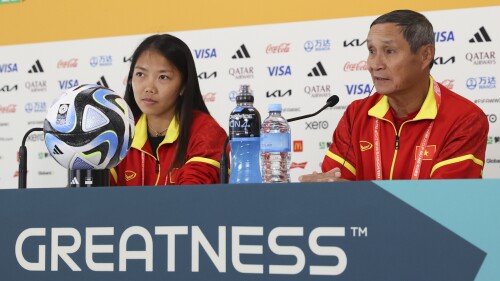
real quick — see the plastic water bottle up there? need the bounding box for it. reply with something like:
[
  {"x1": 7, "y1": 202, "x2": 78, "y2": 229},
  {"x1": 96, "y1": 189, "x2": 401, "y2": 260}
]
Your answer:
[
  {"x1": 229, "y1": 85, "x2": 262, "y2": 184},
  {"x1": 260, "y1": 104, "x2": 291, "y2": 183}
]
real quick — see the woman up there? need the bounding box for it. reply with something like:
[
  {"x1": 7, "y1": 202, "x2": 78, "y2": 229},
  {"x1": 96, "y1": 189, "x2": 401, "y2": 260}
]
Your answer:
[{"x1": 111, "y1": 34, "x2": 227, "y2": 185}]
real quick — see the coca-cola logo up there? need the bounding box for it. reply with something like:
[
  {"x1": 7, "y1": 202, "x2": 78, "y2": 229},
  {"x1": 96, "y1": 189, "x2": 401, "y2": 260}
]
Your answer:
[
  {"x1": 0, "y1": 104, "x2": 16, "y2": 113},
  {"x1": 344, "y1": 60, "x2": 368, "y2": 72},
  {"x1": 57, "y1": 58, "x2": 78, "y2": 68},
  {"x1": 203, "y1": 92, "x2": 216, "y2": 102},
  {"x1": 441, "y1": 79, "x2": 454, "y2": 90},
  {"x1": 266, "y1": 43, "x2": 291, "y2": 54}
]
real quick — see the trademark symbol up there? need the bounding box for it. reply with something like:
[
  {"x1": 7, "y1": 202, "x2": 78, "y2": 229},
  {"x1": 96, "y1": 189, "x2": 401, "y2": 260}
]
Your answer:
[{"x1": 350, "y1": 226, "x2": 368, "y2": 237}]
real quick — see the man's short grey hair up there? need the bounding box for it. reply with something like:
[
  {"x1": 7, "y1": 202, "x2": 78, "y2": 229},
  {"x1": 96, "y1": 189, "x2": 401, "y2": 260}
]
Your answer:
[{"x1": 371, "y1": 9, "x2": 435, "y2": 54}]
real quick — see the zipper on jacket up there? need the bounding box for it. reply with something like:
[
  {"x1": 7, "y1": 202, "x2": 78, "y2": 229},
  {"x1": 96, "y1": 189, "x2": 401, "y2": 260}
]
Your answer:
[
  {"x1": 394, "y1": 134, "x2": 400, "y2": 150},
  {"x1": 155, "y1": 160, "x2": 160, "y2": 174}
]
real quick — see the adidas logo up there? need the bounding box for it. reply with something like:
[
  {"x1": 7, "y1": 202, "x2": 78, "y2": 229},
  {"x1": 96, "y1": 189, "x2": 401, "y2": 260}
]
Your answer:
[
  {"x1": 469, "y1": 26, "x2": 491, "y2": 43},
  {"x1": 307, "y1": 61, "x2": 327, "y2": 77},
  {"x1": 70, "y1": 177, "x2": 79, "y2": 185},
  {"x1": 96, "y1": 76, "x2": 109, "y2": 88},
  {"x1": 232, "y1": 44, "x2": 251, "y2": 59},
  {"x1": 53, "y1": 145, "x2": 63, "y2": 155},
  {"x1": 28, "y1": 60, "x2": 44, "y2": 73}
]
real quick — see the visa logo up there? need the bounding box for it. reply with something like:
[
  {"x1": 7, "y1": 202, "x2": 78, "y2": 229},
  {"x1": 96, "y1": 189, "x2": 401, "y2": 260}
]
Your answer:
[
  {"x1": 58, "y1": 79, "x2": 79, "y2": 90},
  {"x1": 0, "y1": 63, "x2": 18, "y2": 73},
  {"x1": 346, "y1": 84, "x2": 372, "y2": 95},
  {"x1": 194, "y1": 48, "x2": 217, "y2": 59},
  {"x1": 267, "y1": 65, "x2": 292, "y2": 76},
  {"x1": 434, "y1": 31, "x2": 455, "y2": 42}
]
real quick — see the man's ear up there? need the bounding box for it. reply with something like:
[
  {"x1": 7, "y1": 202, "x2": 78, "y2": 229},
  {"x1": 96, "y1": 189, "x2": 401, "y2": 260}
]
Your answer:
[{"x1": 421, "y1": 44, "x2": 435, "y2": 70}]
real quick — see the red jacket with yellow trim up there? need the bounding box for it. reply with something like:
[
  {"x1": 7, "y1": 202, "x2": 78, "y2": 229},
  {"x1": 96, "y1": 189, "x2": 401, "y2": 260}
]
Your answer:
[
  {"x1": 322, "y1": 78, "x2": 489, "y2": 180},
  {"x1": 111, "y1": 110, "x2": 227, "y2": 186}
]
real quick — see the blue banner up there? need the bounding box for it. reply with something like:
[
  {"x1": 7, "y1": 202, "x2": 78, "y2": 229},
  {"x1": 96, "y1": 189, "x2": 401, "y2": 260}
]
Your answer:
[{"x1": 0, "y1": 180, "x2": 497, "y2": 280}]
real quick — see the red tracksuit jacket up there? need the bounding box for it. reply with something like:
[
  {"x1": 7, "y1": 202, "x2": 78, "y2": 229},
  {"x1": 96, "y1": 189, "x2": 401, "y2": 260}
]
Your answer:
[
  {"x1": 111, "y1": 110, "x2": 227, "y2": 186},
  {"x1": 322, "y1": 77, "x2": 489, "y2": 180}
]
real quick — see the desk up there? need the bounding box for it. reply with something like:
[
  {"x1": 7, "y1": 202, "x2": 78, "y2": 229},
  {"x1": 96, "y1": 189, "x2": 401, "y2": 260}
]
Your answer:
[{"x1": 1, "y1": 180, "x2": 498, "y2": 281}]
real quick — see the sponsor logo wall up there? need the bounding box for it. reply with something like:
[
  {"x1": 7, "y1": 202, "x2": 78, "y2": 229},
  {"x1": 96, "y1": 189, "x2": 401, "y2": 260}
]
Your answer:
[{"x1": 0, "y1": 7, "x2": 499, "y2": 188}]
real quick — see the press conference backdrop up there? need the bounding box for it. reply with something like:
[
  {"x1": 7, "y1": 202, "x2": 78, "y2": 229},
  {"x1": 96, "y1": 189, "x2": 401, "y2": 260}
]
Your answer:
[{"x1": 0, "y1": 6, "x2": 499, "y2": 188}]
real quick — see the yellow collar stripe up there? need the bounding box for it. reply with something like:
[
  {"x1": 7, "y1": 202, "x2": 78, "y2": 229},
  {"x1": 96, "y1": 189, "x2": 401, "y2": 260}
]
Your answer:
[
  {"x1": 368, "y1": 76, "x2": 437, "y2": 120},
  {"x1": 131, "y1": 114, "x2": 180, "y2": 149}
]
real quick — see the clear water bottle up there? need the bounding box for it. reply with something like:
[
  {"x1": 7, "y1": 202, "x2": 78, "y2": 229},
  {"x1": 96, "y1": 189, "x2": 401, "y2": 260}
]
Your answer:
[
  {"x1": 260, "y1": 103, "x2": 291, "y2": 183},
  {"x1": 229, "y1": 85, "x2": 262, "y2": 184}
]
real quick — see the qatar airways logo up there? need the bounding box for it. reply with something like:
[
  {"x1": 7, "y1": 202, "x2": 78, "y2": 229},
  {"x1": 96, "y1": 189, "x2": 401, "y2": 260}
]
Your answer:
[
  {"x1": 25, "y1": 80, "x2": 47, "y2": 92},
  {"x1": 465, "y1": 51, "x2": 496, "y2": 65},
  {"x1": 14, "y1": 225, "x2": 363, "y2": 276},
  {"x1": 304, "y1": 85, "x2": 331, "y2": 98},
  {"x1": 344, "y1": 60, "x2": 368, "y2": 72},
  {"x1": 266, "y1": 43, "x2": 290, "y2": 54},
  {"x1": 229, "y1": 67, "x2": 254, "y2": 79}
]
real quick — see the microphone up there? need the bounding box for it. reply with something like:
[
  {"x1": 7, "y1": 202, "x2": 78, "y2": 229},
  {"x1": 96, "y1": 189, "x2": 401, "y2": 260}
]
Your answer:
[
  {"x1": 287, "y1": 95, "x2": 339, "y2": 122},
  {"x1": 18, "y1": 127, "x2": 44, "y2": 189}
]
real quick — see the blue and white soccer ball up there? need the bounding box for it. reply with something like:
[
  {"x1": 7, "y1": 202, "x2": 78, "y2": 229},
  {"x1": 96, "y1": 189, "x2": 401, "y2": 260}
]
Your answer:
[{"x1": 44, "y1": 84, "x2": 135, "y2": 170}]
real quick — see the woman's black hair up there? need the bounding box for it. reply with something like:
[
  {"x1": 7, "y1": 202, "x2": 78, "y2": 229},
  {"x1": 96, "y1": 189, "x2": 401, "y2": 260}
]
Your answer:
[{"x1": 124, "y1": 34, "x2": 209, "y2": 170}]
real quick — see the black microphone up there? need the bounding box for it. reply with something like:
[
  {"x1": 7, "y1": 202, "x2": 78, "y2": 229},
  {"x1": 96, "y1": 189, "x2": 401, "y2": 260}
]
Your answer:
[
  {"x1": 287, "y1": 95, "x2": 339, "y2": 122},
  {"x1": 18, "y1": 127, "x2": 44, "y2": 189}
]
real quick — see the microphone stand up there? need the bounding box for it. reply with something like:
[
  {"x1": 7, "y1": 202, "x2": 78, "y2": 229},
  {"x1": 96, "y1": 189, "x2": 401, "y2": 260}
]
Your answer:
[
  {"x1": 18, "y1": 127, "x2": 44, "y2": 189},
  {"x1": 219, "y1": 137, "x2": 230, "y2": 184}
]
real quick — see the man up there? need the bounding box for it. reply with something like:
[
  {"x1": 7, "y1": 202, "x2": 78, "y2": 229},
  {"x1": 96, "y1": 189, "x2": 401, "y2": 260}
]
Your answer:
[{"x1": 300, "y1": 9, "x2": 488, "y2": 182}]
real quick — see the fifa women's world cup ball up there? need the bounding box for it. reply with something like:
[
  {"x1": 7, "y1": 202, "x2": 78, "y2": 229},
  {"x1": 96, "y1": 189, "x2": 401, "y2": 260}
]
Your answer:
[{"x1": 44, "y1": 84, "x2": 135, "y2": 170}]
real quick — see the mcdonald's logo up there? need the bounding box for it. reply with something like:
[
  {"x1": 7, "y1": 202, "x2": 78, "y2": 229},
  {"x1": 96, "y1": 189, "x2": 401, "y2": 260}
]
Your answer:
[{"x1": 293, "y1": 140, "x2": 303, "y2": 152}]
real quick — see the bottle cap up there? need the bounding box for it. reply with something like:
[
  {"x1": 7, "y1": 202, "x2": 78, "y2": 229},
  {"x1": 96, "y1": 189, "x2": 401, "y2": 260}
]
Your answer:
[
  {"x1": 236, "y1": 85, "x2": 254, "y2": 103},
  {"x1": 268, "y1": 103, "x2": 282, "y2": 112}
]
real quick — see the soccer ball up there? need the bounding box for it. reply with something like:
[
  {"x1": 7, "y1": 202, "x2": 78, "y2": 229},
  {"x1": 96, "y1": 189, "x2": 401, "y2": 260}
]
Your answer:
[{"x1": 44, "y1": 84, "x2": 135, "y2": 170}]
